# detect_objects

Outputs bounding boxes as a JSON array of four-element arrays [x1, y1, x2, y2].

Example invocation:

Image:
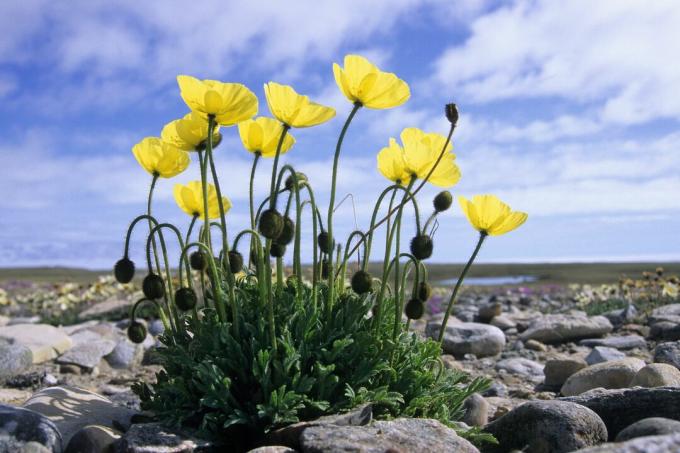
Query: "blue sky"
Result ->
[[1, 0, 679, 269]]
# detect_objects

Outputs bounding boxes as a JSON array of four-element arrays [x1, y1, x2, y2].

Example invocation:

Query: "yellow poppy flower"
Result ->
[[333, 54, 410, 109], [263, 82, 335, 128], [377, 138, 412, 185], [132, 137, 190, 178], [177, 75, 258, 126], [662, 282, 679, 298], [173, 181, 231, 220], [161, 112, 221, 151], [237, 117, 296, 157], [458, 195, 528, 236]]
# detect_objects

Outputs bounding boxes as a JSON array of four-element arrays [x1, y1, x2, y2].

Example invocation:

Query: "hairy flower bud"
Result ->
[[405, 298, 425, 320], [142, 274, 165, 300], [277, 217, 295, 245], [189, 251, 207, 271], [285, 172, 308, 191], [270, 242, 286, 258], [228, 250, 244, 274], [417, 281, 432, 302], [351, 270, 373, 294], [127, 321, 147, 344], [175, 287, 197, 311], [259, 209, 284, 239], [433, 191, 453, 212], [445, 103, 459, 125], [114, 257, 135, 284], [317, 231, 333, 254], [410, 235, 433, 260]]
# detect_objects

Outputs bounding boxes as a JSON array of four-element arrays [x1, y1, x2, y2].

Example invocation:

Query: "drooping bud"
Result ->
[[417, 281, 432, 302], [175, 287, 197, 311], [127, 321, 147, 344], [259, 209, 284, 239], [351, 270, 373, 294], [270, 243, 286, 258], [405, 298, 425, 320], [445, 103, 459, 125], [189, 251, 207, 271], [114, 257, 135, 284], [277, 217, 295, 245], [317, 231, 333, 254], [285, 172, 308, 191], [228, 251, 244, 274], [410, 235, 433, 260], [142, 274, 165, 300], [433, 191, 453, 212]]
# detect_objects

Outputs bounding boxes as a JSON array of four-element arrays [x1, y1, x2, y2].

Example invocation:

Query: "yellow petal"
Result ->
[[488, 211, 528, 236]]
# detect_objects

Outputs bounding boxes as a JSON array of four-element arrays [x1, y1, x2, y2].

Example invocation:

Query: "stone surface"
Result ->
[[0, 324, 72, 364], [115, 422, 212, 452], [495, 358, 544, 382], [477, 302, 502, 323], [56, 330, 116, 370], [525, 339, 547, 351], [650, 322, 680, 341], [0, 404, 62, 453], [104, 338, 144, 369], [574, 433, 680, 452], [544, 357, 588, 388], [580, 335, 646, 350], [425, 321, 506, 358], [585, 346, 626, 365], [649, 304, 680, 324], [561, 386, 680, 440], [519, 313, 613, 344], [22, 386, 136, 446], [655, 341, 680, 369], [300, 417, 479, 453], [462, 393, 489, 427], [77, 296, 134, 320], [65, 424, 121, 453], [484, 400, 607, 453], [0, 343, 33, 379], [615, 417, 680, 442], [631, 363, 680, 387], [0, 388, 31, 405], [246, 448, 296, 453], [561, 358, 646, 396]]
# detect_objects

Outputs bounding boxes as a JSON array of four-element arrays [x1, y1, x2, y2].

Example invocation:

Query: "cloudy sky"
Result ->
[[1, 0, 679, 269]]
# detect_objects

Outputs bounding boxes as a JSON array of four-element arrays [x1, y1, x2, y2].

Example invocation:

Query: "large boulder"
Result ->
[[561, 358, 646, 396], [631, 363, 680, 387], [561, 386, 680, 439], [56, 330, 116, 370], [0, 404, 62, 453], [574, 432, 680, 452], [544, 356, 588, 388], [484, 400, 607, 453], [425, 321, 505, 358], [519, 313, 612, 344], [585, 347, 626, 365], [0, 324, 72, 363], [0, 343, 33, 380], [649, 304, 680, 324], [655, 341, 680, 369]]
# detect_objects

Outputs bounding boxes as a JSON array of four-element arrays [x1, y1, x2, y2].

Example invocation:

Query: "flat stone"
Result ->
[[0, 343, 33, 379], [615, 417, 680, 442], [425, 321, 505, 358], [650, 322, 680, 341], [585, 346, 626, 365], [477, 302, 502, 323], [246, 448, 296, 453], [649, 304, 680, 324], [484, 400, 607, 453], [561, 358, 646, 396], [544, 356, 589, 388], [0, 316, 8, 327], [115, 422, 212, 452], [519, 313, 613, 344], [22, 386, 137, 446], [65, 424, 121, 453], [580, 335, 646, 350], [574, 432, 680, 452], [104, 338, 144, 369], [77, 296, 134, 320], [56, 331, 116, 370], [0, 388, 31, 405], [0, 404, 62, 453], [0, 324, 72, 364], [490, 314, 516, 330], [300, 417, 479, 453], [561, 386, 680, 440], [631, 363, 680, 387], [495, 358, 544, 382], [525, 339, 547, 351], [655, 342, 680, 369]]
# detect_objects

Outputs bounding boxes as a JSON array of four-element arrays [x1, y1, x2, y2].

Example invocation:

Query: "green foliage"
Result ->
[[134, 280, 489, 448]]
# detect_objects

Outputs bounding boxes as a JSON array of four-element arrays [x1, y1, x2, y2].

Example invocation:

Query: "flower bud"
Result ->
[[189, 251, 207, 271], [114, 257, 135, 284], [410, 235, 433, 260], [445, 103, 459, 125], [317, 231, 333, 254], [657, 267, 665, 276], [433, 191, 453, 212], [405, 298, 425, 320], [142, 274, 165, 300], [128, 321, 147, 344], [351, 270, 373, 294], [417, 281, 432, 302], [321, 259, 330, 279], [175, 287, 197, 311], [277, 217, 295, 245], [270, 243, 286, 258], [285, 172, 308, 191], [228, 250, 244, 274], [259, 209, 284, 239]]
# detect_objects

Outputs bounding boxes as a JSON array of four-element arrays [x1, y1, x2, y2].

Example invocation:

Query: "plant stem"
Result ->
[[249, 153, 261, 229], [438, 233, 487, 344]]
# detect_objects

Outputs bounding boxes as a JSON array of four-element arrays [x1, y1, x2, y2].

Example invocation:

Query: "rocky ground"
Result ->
[[2, 279, 680, 452]]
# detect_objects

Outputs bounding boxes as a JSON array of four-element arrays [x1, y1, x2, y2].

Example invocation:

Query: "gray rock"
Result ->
[[56, 331, 116, 370], [544, 357, 588, 388], [519, 313, 613, 344], [490, 315, 516, 330], [65, 424, 121, 453], [0, 404, 62, 453], [561, 386, 680, 440], [484, 400, 607, 453], [300, 417, 479, 453], [8, 316, 41, 325], [477, 302, 502, 323], [462, 393, 489, 427], [77, 296, 134, 321], [561, 358, 646, 396], [601, 305, 637, 327], [0, 437, 52, 453], [580, 335, 646, 350], [425, 321, 506, 358], [631, 363, 680, 387], [650, 322, 680, 341], [585, 346, 626, 365], [115, 422, 212, 452], [0, 343, 33, 380], [0, 324, 72, 363], [495, 358, 544, 382], [104, 338, 144, 369], [0, 388, 31, 405], [148, 319, 165, 336], [615, 417, 680, 441], [655, 342, 680, 369], [247, 448, 296, 453], [649, 304, 680, 324], [525, 339, 547, 351], [22, 386, 136, 446], [574, 432, 680, 452]]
